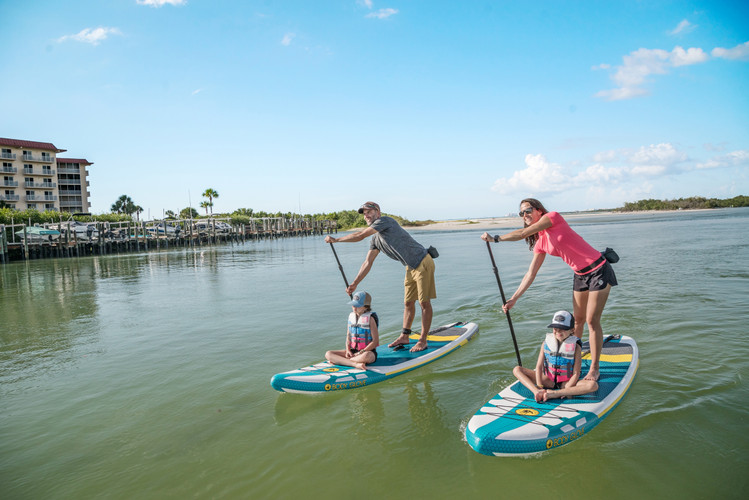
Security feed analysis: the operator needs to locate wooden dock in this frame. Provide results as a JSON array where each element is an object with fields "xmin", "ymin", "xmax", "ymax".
[{"xmin": 0, "ymin": 217, "xmax": 338, "ymax": 263}]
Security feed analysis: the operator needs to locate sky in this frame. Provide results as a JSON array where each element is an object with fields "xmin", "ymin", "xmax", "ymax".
[{"xmin": 1, "ymin": 0, "xmax": 748, "ymax": 220}]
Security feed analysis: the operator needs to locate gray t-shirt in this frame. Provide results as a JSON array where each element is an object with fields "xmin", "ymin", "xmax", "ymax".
[{"xmin": 369, "ymin": 216, "xmax": 427, "ymax": 269}]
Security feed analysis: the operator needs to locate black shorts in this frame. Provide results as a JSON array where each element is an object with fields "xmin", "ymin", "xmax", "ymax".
[{"xmin": 573, "ymin": 261, "xmax": 617, "ymax": 292}]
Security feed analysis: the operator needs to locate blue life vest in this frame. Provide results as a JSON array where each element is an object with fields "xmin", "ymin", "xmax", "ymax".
[
  {"xmin": 543, "ymin": 333, "xmax": 581, "ymax": 388},
  {"xmin": 348, "ymin": 311, "xmax": 377, "ymax": 351}
]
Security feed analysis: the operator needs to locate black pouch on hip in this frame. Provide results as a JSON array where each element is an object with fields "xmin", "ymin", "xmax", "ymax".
[
  {"xmin": 427, "ymin": 246, "xmax": 439, "ymax": 258},
  {"xmin": 602, "ymin": 247, "xmax": 619, "ymax": 263}
]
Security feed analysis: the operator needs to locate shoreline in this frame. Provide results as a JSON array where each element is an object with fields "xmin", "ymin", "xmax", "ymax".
[{"xmin": 404, "ymin": 208, "xmax": 719, "ymax": 231}]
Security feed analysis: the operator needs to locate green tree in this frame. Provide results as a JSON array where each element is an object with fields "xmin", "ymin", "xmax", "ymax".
[
  {"xmin": 111, "ymin": 195, "xmax": 136, "ymax": 215},
  {"xmin": 165, "ymin": 210, "xmax": 176, "ymax": 219},
  {"xmin": 200, "ymin": 201, "xmax": 210, "ymax": 215},
  {"xmin": 202, "ymin": 188, "xmax": 219, "ymax": 216},
  {"xmin": 180, "ymin": 207, "xmax": 199, "ymax": 219}
]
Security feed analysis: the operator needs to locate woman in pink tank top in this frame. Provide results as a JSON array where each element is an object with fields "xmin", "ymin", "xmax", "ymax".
[{"xmin": 481, "ymin": 198, "xmax": 618, "ymax": 382}]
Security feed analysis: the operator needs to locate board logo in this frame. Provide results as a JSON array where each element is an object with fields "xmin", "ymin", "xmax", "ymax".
[
  {"xmin": 323, "ymin": 368, "xmax": 340, "ymax": 372},
  {"xmin": 516, "ymin": 408, "xmax": 539, "ymax": 416}
]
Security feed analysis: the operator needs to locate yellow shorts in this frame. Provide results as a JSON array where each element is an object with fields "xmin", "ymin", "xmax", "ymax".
[{"xmin": 404, "ymin": 254, "xmax": 436, "ymax": 304}]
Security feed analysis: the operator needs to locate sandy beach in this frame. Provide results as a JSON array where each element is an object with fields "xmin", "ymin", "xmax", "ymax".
[{"xmin": 406, "ymin": 211, "xmax": 619, "ymax": 231}]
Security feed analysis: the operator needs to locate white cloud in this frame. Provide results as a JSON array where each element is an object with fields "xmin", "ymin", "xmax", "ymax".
[
  {"xmin": 191, "ymin": 88, "xmax": 203, "ymax": 95},
  {"xmin": 596, "ymin": 46, "xmax": 708, "ymax": 100},
  {"xmin": 712, "ymin": 41, "xmax": 749, "ymax": 61},
  {"xmin": 696, "ymin": 150, "xmax": 749, "ymax": 169},
  {"xmin": 669, "ymin": 19, "xmax": 695, "ymax": 36},
  {"xmin": 57, "ymin": 27, "xmax": 122, "ymax": 46},
  {"xmin": 491, "ymin": 154, "xmax": 569, "ymax": 194},
  {"xmin": 136, "ymin": 0, "xmax": 186, "ymax": 7},
  {"xmin": 281, "ymin": 33, "xmax": 295, "ymax": 46},
  {"xmin": 359, "ymin": 0, "xmax": 374, "ymax": 8},
  {"xmin": 630, "ymin": 143, "xmax": 688, "ymax": 166},
  {"xmin": 491, "ymin": 143, "xmax": 691, "ymax": 196},
  {"xmin": 366, "ymin": 8, "xmax": 398, "ymax": 19}
]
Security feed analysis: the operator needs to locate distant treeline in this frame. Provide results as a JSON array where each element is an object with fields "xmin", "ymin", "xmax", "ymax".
[
  {"xmin": 616, "ymin": 195, "xmax": 748, "ymax": 212},
  {"xmin": 0, "ymin": 206, "xmax": 424, "ymax": 231}
]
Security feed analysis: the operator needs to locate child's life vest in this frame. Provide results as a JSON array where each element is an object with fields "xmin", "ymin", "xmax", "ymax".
[
  {"xmin": 543, "ymin": 333, "xmax": 582, "ymax": 388},
  {"xmin": 348, "ymin": 311, "xmax": 378, "ymax": 351}
]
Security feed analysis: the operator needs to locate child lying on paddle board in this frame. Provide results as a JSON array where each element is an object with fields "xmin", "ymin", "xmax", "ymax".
[
  {"xmin": 325, "ymin": 291, "xmax": 380, "ymax": 371},
  {"xmin": 513, "ymin": 310, "xmax": 598, "ymax": 402}
]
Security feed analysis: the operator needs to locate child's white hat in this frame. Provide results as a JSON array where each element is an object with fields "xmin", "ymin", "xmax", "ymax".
[{"xmin": 547, "ymin": 310, "xmax": 574, "ymax": 330}]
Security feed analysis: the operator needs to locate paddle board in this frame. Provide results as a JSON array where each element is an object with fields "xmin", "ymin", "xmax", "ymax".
[
  {"xmin": 271, "ymin": 322, "xmax": 478, "ymax": 394},
  {"xmin": 465, "ymin": 334, "xmax": 638, "ymax": 456}
]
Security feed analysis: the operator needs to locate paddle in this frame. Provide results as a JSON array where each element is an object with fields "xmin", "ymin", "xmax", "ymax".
[
  {"xmin": 485, "ymin": 241, "xmax": 523, "ymax": 366},
  {"xmin": 329, "ymin": 242, "xmax": 353, "ymax": 299}
]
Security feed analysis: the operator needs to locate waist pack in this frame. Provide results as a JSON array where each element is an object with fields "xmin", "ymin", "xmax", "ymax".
[
  {"xmin": 427, "ymin": 246, "xmax": 439, "ymax": 259},
  {"xmin": 602, "ymin": 247, "xmax": 619, "ymax": 264}
]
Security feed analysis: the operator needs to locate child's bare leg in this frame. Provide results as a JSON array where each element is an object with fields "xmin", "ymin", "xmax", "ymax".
[
  {"xmin": 325, "ymin": 350, "xmax": 360, "ymax": 369},
  {"xmin": 513, "ymin": 366, "xmax": 549, "ymax": 401},
  {"xmin": 351, "ymin": 351, "xmax": 375, "ymax": 371},
  {"xmin": 545, "ymin": 379, "xmax": 598, "ymax": 399}
]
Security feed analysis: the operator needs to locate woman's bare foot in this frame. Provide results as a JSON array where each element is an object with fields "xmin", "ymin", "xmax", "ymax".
[
  {"xmin": 354, "ymin": 362, "xmax": 367, "ymax": 370},
  {"xmin": 535, "ymin": 389, "xmax": 548, "ymax": 403}
]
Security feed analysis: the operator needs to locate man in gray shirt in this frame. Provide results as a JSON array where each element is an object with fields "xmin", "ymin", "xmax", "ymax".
[{"xmin": 325, "ymin": 201, "xmax": 436, "ymax": 352}]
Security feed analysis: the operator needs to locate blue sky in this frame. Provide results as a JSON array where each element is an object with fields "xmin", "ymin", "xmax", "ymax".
[{"xmin": 2, "ymin": 0, "xmax": 747, "ymax": 220}]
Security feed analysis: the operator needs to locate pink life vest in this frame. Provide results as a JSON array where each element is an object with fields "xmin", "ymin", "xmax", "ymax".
[
  {"xmin": 543, "ymin": 333, "xmax": 581, "ymax": 387},
  {"xmin": 348, "ymin": 311, "xmax": 374, "ymax": 351}
]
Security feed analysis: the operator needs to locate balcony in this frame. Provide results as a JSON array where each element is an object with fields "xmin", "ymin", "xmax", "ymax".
[
  {"xmin": 3, "ymin": 180, "xmax": 19, "ymax": 187},
  {"xmin": 58, "ymin": 178, "xmax": 81, "ymax": 185},
  {"xmin": 22, "ymin": 153, "xmax": 54, "ymax": 163},
  {"xmin": 59, "ymin": 189, "xmax": 82, "ymax": 196},
  {"xmin": 1, "ymin": 152, "xmax": 16, "ymax": 160},
  {"xmin": 2, "ymin": 166, "xmax": 17, "ymax": 173},
  {"xmin": 60, "ymin": 200, "xmax": 83, "ymax": 207},
  {"xmin": 24, "ymin": 181, "xmax": 56, "ymax": 188},
  {"xmin": 0, "ymin": 194, "xmax": 20, "ymax": 201},
  {"xmin": 57, "ymin": 167, "xmax": 82, "ymax": 174},
  {"xmin": 26, "ymin": 194, "xmax": 58, "ymax": 201},
  {"xmin": 21, "ymin": 168, "xmax": 55, "ymax": 175}
]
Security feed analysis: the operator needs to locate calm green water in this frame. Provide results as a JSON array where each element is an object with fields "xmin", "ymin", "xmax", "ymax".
[{"xmin": 1, "ymin": 209, "xmax": 748, "ymax": 499}]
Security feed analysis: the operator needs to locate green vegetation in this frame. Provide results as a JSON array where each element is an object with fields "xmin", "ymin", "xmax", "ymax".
[
  {"xmin": 4, "ymin": 196, "xmax": 744, "ymax": 228},
  {"xmin": 617, "ymin": 195, "xmax": 748, "ymax": 212},
  {"xmin": 0, "ymin": 208, "xmax": 132, "ymax": 225}
]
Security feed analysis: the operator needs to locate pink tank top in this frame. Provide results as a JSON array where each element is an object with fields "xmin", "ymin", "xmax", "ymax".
[{"xmin": 533, "ymin": 212, "xmax": 602, "ymax": 273}]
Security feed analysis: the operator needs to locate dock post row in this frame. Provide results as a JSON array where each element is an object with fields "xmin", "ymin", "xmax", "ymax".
[{"xmin": 0, "ymin": 218, "xmax": 338, "ymax": 263}]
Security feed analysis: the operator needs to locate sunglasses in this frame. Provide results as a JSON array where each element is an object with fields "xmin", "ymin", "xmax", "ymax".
[{"xmin": 518, "ymin": 207, "xmax": 534, "ymax": 217}]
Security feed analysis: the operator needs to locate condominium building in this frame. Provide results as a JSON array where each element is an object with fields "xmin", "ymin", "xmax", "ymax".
[{"xmin": 0, "ymin": 137, "xmax": 92, "ymax": 213}]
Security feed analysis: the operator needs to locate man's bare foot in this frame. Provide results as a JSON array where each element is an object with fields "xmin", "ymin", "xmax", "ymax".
[
  {"xmin": 535, "ymin": 389, "xmax": 548, "ymax": 403},
  {"xmin": 388, "ymin": 334, "xmax": 410, "ymax": 348},
  {"xmin": 410, "ymin": 340, "xmax": 427, "ymax": 352},
  {"xmin": 584, "ymin": 367, "xmax": 600, "ymax": 382}
]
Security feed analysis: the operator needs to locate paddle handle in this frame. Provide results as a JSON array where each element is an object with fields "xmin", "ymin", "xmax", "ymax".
[
  {"xmin": 329, "ymin": 242, "xmax": 353, "ymax": 299},
  {"xmin": 486, "ymin": 241, "xmax": 523, "ymax": 367}
]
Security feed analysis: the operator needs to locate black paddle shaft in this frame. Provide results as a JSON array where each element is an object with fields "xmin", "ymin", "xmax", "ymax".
[
  {"xmin": 329, "ymin": 242, "xmax": 353, "ymax": 299},
  {"xmin": 486, "ymin": 241, "xmax": 523, "ymax": 367}
]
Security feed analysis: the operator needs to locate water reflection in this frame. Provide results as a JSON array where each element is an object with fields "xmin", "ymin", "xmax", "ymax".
[{"xmin": 0, "ymin": 259, "xmax": 100, "ymax": 388}]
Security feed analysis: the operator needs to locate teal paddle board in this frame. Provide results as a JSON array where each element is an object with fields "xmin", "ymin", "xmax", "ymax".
[
  {"xmin": 465, "ymin": 334, "xmax": 638, "ymax": 456},
  {"xmin": 271, "ymin": 322, "xmax": 478, "ymax": 393}
]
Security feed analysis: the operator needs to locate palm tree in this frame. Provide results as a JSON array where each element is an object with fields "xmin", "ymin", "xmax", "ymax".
[
  {"xmin": 111, "ymin": 195, "xmax": 133, "ymax": 214},
  {"xmin": 200, "ymin": 201, "xmax": 210, "ymax": 215},
  {"xmin": 202, "ymin": 188, "xmax": 219, "ymax": 216},
  {"xmin": 134, "ymin": 205, "xmax": 144, "ymax": 221}
]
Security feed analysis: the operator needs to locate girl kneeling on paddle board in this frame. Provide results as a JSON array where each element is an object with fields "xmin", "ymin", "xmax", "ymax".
[
  {"xmin": 513, "ymin": 310, "xmax": 598, "ymax": 403},
  {"xmin": 325, "ymin": 291, "xmax": 380, "ymax": 371}
]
